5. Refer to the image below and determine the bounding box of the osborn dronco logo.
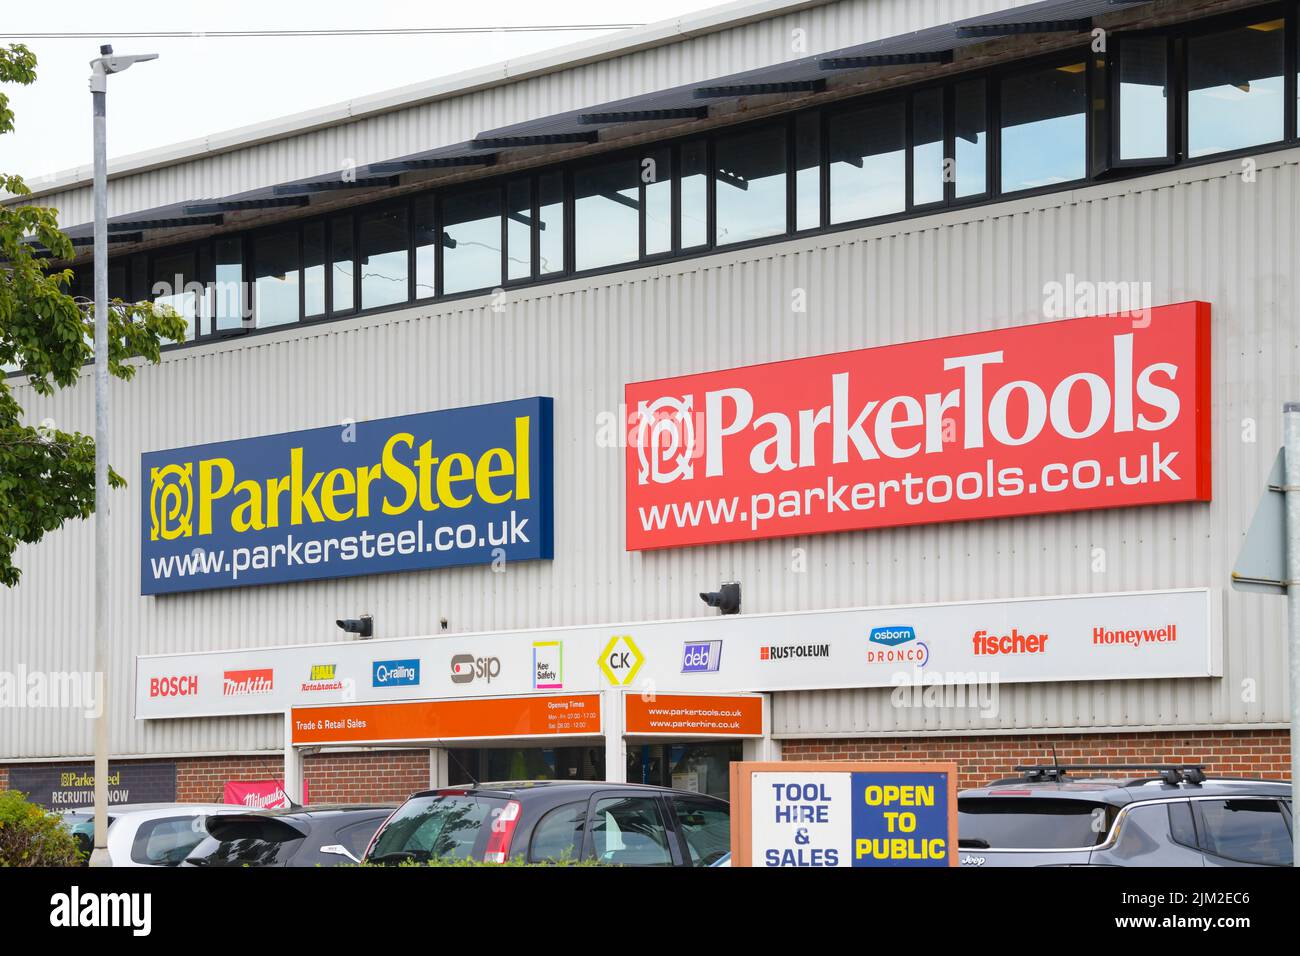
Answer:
[866,626,929,666]
[149,462,193,541]
[635,396,695,485]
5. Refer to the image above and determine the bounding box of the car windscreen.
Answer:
[183,818,306,867]
[958,797,1118,849]
[367,794,504,864]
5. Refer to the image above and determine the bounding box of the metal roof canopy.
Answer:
[50,0,1151,250]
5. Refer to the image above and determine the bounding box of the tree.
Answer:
[0,44,186,586]
[0,789,83,866]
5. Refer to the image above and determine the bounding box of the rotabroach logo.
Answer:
[223,668,273,697]
[681,640,722,673]
[532,641,563,689]
[372,659,420,688]
[760,644,830,661]
[866,626,929,666]
[302,663,343,692]
[451,654,501,685]
[148,675,198,698]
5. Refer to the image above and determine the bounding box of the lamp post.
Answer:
[87,44,157,868]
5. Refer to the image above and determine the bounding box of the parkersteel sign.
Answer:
[624,303,1210,550]
[141,397,553,594]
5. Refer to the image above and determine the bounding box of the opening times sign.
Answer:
[730,762,958,867]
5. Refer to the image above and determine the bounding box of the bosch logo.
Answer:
[149,675,198,698]
[451,654,501,684]
[635,396,696,485]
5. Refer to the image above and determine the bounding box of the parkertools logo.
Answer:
[223,668,273,696]
[149,462,193,541]
[302,663,343,692]
[635,396,696,484]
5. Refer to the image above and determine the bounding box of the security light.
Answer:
[700,581,741,615]
[336,615,374,639]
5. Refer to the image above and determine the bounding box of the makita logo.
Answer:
[1093,624,1177,647]
[148,675,197,698]
[634,333,1179,484]
[760,644,830,661]
[223,668,273,696]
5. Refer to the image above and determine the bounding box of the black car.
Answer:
[365,781,729,866]
[182,805,395,867]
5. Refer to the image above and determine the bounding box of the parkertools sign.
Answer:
[730,762,957,867]
[141,397,553,594]
[625,303,1210,549]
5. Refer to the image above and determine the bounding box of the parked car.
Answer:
[59,803,252,866]
[958,764,1293,867]
[182,805,395,867]
[364,781,730,866]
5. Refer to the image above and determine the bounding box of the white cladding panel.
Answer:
[0,148,1295,759]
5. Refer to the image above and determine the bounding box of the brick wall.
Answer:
[781,729,1291,790]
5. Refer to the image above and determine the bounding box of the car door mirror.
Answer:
[319,844,360,864]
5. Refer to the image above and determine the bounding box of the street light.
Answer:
[87,43,157,869]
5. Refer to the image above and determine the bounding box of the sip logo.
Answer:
[148,675,197,698]
[451,654,501,685]
[599,635,644,685]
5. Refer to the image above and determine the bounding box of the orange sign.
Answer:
[624,693,763,736]
[291,693,602,745]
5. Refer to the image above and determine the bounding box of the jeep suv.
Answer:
[958,764,1293,867]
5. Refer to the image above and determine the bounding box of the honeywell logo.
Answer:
[635,333,1178,484]
[1093,624,1177,647]
[223,668,273,696]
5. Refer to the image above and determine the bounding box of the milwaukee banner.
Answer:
[625,303,1210,549]
[141,397,553,594]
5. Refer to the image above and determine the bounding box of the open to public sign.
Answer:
[729,761,959,868]
[290,693,602,746]
[141,397,554,594]
[626,303,1211,549]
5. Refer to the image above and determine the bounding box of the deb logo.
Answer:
[682,640,722,674]
[148,675,198,698]
[451,654,501,685]
[372,659,420,688]
[141,397,554,595]
[599,635,644,685]
[533,641,563,690]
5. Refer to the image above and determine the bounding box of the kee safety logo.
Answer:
[372,659,420,688]
[624,303,1211,550]
[681,640,722,673]
[223,669,273,697]
[141,397,554,595]
[533,641,563,689]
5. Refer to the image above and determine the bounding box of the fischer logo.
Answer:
[302,663,343,692]
[1093,624,1177,647]
[760,644,830,661]
[148,675,197,698]
[971,629,1049,656]
[223,668,273,696]
[624,304,1211,550]
[866,627,929,666]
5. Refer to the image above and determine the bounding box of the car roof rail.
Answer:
[1011,764,1206,785]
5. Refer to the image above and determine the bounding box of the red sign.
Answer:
[148,675,198,698]
[625,303,1210,549]
[223,668,273,697]
[223,779,309,809]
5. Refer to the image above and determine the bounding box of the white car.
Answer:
[62,803,256,867]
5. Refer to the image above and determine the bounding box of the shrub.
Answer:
[0,790,83,867]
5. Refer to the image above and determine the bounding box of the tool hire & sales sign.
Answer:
[625,303,1209,549]
[142,397,553,594]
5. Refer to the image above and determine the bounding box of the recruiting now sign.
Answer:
[625,303,1210,549]
[730,762,958,867]
[141,397,553,594]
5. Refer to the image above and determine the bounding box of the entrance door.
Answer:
[626,742,741,799]
[447,745,606,785]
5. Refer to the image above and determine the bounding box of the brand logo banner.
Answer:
[625,304,1210,549]
[141,397,554,594]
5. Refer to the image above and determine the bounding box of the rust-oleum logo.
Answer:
[760,644,830,661]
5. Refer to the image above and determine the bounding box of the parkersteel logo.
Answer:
[223,668,273,696]
[760,644,829,661]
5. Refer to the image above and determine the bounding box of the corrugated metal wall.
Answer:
[31,0,1035,225]
[1,146,1295,758]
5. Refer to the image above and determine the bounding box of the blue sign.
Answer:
[681,640,723,673]
[141,397,553,594]
[849,771,951,867]
[868,626,917,646]
[372,659,421,688]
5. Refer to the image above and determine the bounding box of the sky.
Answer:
[0,0,722,182]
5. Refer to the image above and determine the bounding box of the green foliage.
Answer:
[0,44,187,586]
[0,789,83,866]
